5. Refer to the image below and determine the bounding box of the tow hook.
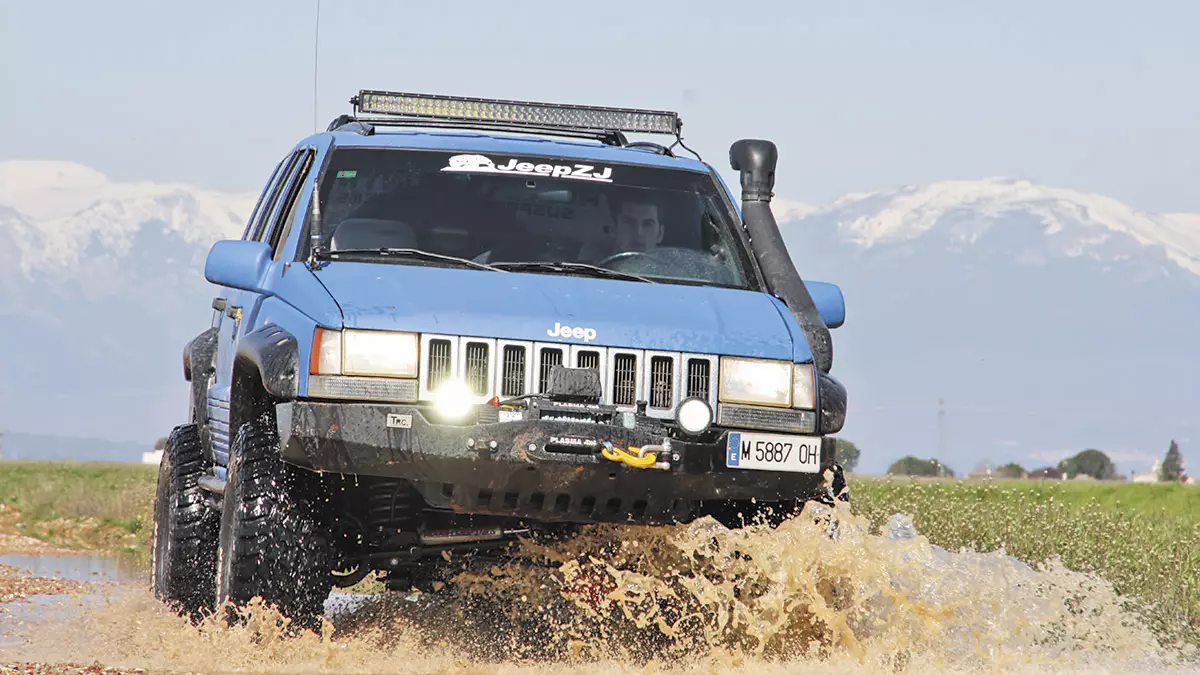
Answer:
[601,440,672,470]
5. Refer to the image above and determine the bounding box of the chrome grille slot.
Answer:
[576,350,601,371]
[612,353,637,406]
[649,356,674,409]
[427,339,452,390]
[538,348,563,393]
[686,358,710,399]
[464,342,490,395]
[501,345,527,396]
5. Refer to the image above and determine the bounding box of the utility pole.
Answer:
[937,398,946,468]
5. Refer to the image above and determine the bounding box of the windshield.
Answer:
[305,147,759,289]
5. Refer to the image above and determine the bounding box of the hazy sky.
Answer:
[2,0,1197,212]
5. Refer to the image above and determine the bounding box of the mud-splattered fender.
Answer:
[818,370,847,434]
[234,324,300,401]
[182,327,219,423]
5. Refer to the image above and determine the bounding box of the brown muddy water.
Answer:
[1,504,1197,674]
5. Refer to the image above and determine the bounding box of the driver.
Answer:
[614,197,665,252]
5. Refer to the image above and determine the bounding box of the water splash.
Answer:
[2,503,1196,674]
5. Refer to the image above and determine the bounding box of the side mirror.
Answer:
[204,240,273,294]
[803,280,845,329]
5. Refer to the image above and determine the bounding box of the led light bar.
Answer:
[353,90,681,135]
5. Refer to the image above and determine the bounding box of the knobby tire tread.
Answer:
[152,423,220,623]
[219,417,331,631]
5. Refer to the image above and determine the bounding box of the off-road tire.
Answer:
[151,424,220,623]
[216,414,332,631]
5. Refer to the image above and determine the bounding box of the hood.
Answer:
[312,261,806,360]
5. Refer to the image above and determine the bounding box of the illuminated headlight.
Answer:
[310,328,419,378]
[792,363,816,410]
[676,397,713,434]
[718,357,792,407]
[435,379,474,419]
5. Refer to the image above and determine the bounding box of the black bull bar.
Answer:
[276,401,838,524]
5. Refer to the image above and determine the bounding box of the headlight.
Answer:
[310,328,419,378]
[792,362,816,410]
[434,379,475,419]
[718,356,792,407]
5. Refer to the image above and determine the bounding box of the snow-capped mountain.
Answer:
[781,178,1198,475]
[0,160,256,446]
[0,161,1194,474]
[805,178,1200,277]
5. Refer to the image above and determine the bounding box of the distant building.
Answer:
[143,449,163,465]
[1029,467,1063,480]
[1132,460,1162,483]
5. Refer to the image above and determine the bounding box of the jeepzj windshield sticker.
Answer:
[442,154,614,182]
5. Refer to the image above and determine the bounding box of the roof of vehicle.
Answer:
[313,126,716,174]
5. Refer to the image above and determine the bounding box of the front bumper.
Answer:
[276,400,838,524]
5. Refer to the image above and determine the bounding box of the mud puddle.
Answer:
[1,505,1198,674]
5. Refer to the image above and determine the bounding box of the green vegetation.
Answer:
[886,455,955,477]
[1162,440,1185,482]
[1058,447,1118,480]
[834,438,860,472]
[994,462,1026,478]
[852,475,1200,648]
[0,460,158,558]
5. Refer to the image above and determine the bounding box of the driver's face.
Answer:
[615,202,664,252]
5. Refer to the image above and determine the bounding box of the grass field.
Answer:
[0,460,1196,646]
[0,460,158,557]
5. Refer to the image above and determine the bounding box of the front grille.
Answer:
[649,356,673,409]
[612,353,637,406]
[686,358,710,399]
[464,342,489,395]
[428,339,452,390]
[419,335,717,417]
[538,348,564,393]
[501,345,526,397]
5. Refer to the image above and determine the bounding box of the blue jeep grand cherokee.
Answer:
[151,90,850,627]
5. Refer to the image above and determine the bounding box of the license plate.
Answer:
[726,431,822,473]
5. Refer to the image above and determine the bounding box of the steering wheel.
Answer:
[596,251,653,268]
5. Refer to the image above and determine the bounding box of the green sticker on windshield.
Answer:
[336,170,357,178]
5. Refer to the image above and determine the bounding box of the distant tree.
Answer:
[154,436,169,451]
[1029,466,1062,479]
[1159,440,1184,482]
[887,456,954,478]
[835,439,861,472]
[1057,449,1117,480]
[994,462,1027,479]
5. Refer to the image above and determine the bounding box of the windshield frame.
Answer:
[295,144,767,293]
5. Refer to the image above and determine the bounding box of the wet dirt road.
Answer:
[1,506,1197,675]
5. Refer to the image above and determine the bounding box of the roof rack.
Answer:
[328,89,685,149]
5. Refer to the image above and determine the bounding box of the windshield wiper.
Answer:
[490,261,658,284]
[318,248,505,272]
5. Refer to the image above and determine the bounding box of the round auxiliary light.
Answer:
[676,397,713,434]
[435,379,474,420]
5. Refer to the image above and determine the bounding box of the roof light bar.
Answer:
[353,90,681,136]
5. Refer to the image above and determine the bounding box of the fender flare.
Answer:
[234,323,300,401]
[818,370,847,435]
[182,327,219,424]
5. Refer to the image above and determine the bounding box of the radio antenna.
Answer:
[312,0,321,132]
